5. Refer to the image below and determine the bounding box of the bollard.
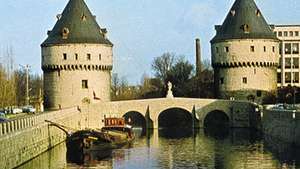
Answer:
[6,122,11,134]
[2,123,7,135]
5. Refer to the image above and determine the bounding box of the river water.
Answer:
[16,128,300,169]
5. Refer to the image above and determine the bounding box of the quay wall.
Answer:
[262,108,300,145]
[0,106,96,169]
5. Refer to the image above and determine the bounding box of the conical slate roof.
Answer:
[41,0,112,47]
[211,0,277,43]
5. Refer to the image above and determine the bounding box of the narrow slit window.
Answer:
[87,54,91,60]
[99,54,102,60]
[75,53,78,60]
[250,46,255,52]
[242,77,247,84]
[63,53,67,60]
[82,80,88,89]
[225,46,229,53]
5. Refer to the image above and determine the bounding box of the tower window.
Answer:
[87,54,91,60]
[63,53,67,60]
[250,46,255,52]
[220,78,224,84]
[263,46,266,52]
[224,46,229,53]
[290,31,294,37]
[99,54,102,60]
[278,31,282,37]
[284,31,288,37]
[295,31,299,36]
[272,46,275,53]
[82,80,88,89]
[75,53,78,60]
[242,77,247,84]
[257,90,262,97]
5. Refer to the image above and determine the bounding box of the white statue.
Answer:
[166,81,174,98]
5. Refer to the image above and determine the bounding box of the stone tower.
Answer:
[41,0,113,110]
[211,0,279,103]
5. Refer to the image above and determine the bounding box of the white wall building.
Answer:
[272,25,300,87]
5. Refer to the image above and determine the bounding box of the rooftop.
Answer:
[41,0,113,47]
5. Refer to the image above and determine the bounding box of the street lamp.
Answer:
[19,64,30,106]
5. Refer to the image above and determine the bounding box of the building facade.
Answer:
[41,0,113,110]
[211,0,280,103]
[272,25,300,87]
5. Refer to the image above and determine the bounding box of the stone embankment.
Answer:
[262,106,300,145]
[0,107,87,169]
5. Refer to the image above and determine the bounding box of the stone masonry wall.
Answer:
[0,107,92,169]
[262,108,300,145]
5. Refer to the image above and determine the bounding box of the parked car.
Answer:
[22,106,36,113]
[12,108,23,114]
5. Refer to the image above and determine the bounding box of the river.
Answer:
[16,128,300,169]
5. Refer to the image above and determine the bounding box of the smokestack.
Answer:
[196,38,202,77]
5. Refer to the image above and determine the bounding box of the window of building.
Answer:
[284,31,288,37]
[285,43,292,54]
[58,70,61,77]
[216,47,219,53]
[277,72,281,83]
[295,31,299,37]
[292,43,299,54]
[263,46,266,52]
[274,31,277,36]
[278,31,282,37]
[272,46,275,53]
[279,57,282,69]
[257,90,262,97]
[290,31,294,37]
[82,80,88,89]
[75,53,78,60]
[220,78,224,84]
[254,68,256,74]
[99,54,102,60]
[63,53,67,60]
[285,58,291,68]
[279,43,283,54]
[242,77,247,84]
[293,58,299,68]
[224,46,229,53]
[250,46,255,52]
[285,72,291,83]
[294,72,299,83]
[87,54,91,60]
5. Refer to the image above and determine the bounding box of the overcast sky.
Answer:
[0,0,299,84]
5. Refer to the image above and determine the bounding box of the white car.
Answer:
[22,106,36,113]
[12,108,23,114]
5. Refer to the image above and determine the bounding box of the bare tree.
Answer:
[151,52,176,84]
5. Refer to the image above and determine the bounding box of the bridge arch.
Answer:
[158,107,193,129]
[123,111,146,129]
[203,110,230,138]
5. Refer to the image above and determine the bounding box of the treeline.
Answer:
[0,47,42,108]
[111,52,214,101]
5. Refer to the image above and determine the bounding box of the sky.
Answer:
[0,0,299,84]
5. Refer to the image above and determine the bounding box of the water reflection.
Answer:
[16,128,300,169]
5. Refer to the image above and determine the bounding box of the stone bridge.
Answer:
[84,98,260,129]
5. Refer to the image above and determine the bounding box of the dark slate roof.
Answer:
[211,0,277,43]
[41,0,112,47]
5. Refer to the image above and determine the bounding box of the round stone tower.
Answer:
[211,0,279,103]
[41,0,113,110]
